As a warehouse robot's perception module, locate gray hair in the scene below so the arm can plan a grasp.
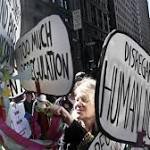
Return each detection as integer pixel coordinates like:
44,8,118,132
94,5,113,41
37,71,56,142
74,77,96,101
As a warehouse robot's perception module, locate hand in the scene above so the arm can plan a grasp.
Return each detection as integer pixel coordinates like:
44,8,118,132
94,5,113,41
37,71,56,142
50,105,73,126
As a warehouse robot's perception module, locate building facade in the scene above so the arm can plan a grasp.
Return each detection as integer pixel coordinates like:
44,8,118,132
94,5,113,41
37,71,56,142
71,0,110,75
20,0,82,72
137,0,150,53
108,0,150,53
20,0,71,36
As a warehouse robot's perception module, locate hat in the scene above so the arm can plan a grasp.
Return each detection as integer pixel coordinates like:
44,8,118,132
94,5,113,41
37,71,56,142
38,94,47,102
9,91,25,103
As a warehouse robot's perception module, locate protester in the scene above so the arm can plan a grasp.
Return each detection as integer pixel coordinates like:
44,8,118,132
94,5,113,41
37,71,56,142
24,91,36,115
39,77,95,149
45,77,125,150
63,77,96,149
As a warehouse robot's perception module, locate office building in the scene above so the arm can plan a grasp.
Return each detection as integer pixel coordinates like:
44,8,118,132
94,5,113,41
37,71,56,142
108,0,150,53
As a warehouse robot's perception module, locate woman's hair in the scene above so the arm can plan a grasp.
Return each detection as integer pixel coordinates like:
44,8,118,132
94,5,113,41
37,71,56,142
74,77,96,90
73,77,96,102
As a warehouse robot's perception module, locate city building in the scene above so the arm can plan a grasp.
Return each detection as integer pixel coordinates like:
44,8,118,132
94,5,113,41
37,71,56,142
108,0,150,53
20,0,71,36
70,0,110,75
137,0,150,53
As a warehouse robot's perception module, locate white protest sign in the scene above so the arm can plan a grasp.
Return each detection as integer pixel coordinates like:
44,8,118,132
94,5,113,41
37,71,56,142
7,102,31,138
96,30,150,146
0,28,14,65
0,0,21,45
15,15,74,96
89,132,125,150
0,0,21,95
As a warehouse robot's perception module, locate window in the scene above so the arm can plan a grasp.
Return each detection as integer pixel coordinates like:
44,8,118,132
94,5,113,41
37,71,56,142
50,0,69,10
91,5,97,25
41,0,49,3
98,10,102,28
64,0,69,10
83,0,87,18
104,14,108,31
35,3,42,10
60,0,64,7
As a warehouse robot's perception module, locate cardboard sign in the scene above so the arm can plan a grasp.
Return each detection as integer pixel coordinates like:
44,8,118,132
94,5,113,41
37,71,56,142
9,68,25,96
0,0,21,45
7,102,31,138
95,30,150,146
0,0,21,95
0,28,13,64
15,15,74,96
89,132,125,150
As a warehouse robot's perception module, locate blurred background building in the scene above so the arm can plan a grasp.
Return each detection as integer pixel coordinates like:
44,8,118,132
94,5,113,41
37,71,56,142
20,0,150,77
108,0,150,54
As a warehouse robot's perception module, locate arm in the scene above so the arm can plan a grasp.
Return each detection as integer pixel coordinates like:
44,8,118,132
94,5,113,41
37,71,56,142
38,103,94,148
51,105,94,148
47,104,73,126
64,120,94,149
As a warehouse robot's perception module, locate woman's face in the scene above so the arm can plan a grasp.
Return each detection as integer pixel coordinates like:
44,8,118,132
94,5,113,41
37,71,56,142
74,90,95,122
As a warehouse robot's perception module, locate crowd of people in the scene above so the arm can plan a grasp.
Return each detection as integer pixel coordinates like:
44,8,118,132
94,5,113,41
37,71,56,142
7,71,150,149
14,72,130,150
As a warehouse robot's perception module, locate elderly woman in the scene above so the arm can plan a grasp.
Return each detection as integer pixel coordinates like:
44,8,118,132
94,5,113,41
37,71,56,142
49,77,96,150
39,77,125,149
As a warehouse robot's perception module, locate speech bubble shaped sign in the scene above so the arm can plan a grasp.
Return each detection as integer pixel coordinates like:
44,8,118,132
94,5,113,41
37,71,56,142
95,30,150,146
15,15,74,96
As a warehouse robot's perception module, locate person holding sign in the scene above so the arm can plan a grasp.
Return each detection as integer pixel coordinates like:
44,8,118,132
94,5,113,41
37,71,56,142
37,77,125,149
64,77,96,150
43,77,96,150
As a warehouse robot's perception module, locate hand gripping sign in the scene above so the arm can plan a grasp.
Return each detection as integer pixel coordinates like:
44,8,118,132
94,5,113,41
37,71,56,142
15,15,74,96
95,30,150,147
